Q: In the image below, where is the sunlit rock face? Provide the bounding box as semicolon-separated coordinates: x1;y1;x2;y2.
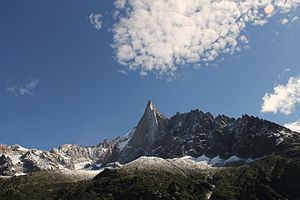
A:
117;100;168;163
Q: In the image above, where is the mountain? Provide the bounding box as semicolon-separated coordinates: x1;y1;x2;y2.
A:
104;100;300;165
1;100;300;176
0;143;108;176
1;100;300;199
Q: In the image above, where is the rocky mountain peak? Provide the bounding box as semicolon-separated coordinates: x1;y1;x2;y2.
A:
117;101;168;163
143;100;164;121
146;100;154;111
129;100;166;147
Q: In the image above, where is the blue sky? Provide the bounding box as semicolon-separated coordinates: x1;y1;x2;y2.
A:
0;0;300;150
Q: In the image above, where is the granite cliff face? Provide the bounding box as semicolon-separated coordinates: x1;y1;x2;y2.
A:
117;100;168;163
1;100;300;176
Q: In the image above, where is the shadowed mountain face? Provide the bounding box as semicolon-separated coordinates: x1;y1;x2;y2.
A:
111;101;300;164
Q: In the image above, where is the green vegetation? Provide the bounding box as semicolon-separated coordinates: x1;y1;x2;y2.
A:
212;156;300;200
53;169;212;200
0;171;76;200
0;156;299;200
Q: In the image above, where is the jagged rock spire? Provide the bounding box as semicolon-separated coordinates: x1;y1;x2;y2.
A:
135;100;160;146
143;100;166;119
147;100;154;110
143;100;157;117
117;100;168;163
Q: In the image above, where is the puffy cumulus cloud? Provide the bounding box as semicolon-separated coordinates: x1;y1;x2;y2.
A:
90;13;102;30
112;0;300;77
6;79;39;97
261;75;300;115
285;119;300;132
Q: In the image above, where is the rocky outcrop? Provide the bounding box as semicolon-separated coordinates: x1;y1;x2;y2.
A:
51;143;108;164
0;155;14;176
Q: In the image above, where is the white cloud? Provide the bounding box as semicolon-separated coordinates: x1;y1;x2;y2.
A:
292;16;299;22
283;67;291;73
279;15;299;25
89;13;102;30
118;69;128;75
112;0;300;77
285;119;300;132
278;67;291;79
261;75;300;115
280;18;289;24
239;35;249;44
6;79;39;97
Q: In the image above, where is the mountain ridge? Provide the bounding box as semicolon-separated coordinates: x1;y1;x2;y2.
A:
107;101;300;165
1;100;300;176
